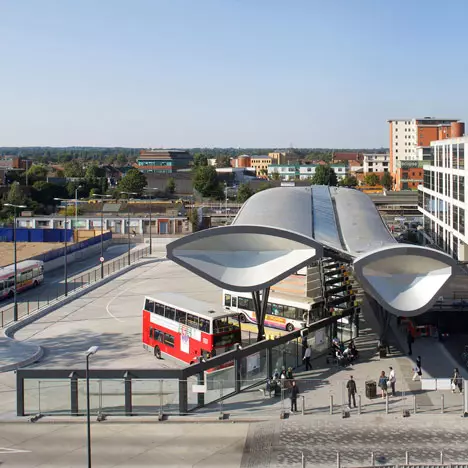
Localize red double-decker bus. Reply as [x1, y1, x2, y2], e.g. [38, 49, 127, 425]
[142, 292, 241, 365]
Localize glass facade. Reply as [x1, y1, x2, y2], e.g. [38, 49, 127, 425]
[419, 139, 468, 260]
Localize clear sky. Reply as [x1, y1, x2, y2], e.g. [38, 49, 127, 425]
[1, 0, 468, 148]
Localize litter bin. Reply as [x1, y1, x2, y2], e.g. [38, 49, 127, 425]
[365, 380, 377, 399]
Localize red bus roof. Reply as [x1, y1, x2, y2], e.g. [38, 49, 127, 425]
[144, 292, 232, 320]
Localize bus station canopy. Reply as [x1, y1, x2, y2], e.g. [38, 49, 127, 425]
[167, 186, 457, 317]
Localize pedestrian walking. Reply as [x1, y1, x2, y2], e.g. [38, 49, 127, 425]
[301, 334, 308, 358]
[303, 345, 312, 371]
[451, 368, 462, 393]
[346, 375, 357, 408]
[389, 366, 396, 396]
[412, 357, 422, 381]
[407, 330, 414, 356]
[290, 380, 300, 412]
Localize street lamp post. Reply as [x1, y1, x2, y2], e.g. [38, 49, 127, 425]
[85, 345, 99, 468]
[74, 185, 82, 229]
[92, 194, 111, 278]
[54, 198, 72, 296]
[5, 203, 26, 321]
[144, 188, 157, 255]
[120, 192, 137, 266]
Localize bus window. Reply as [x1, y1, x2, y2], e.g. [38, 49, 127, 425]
[186, 313, 199, 330]
[145, 299, 155, 313]
[154, 302, 165, 315]
[165, 307, 176, 321]
[199, 317, 210, 333]
[239, 297, 254, 311]
[7, 278, 14, 288]
[176, 309, 186, 324]
[149, 327, 154, 339]
[0, 281, 4, 292]
[231, 296, 237, 308]
[284, 306, 297, 319]
[224, 294, 231, 307]
[271, 303, 282, 316]
[164, 333, 175, 347]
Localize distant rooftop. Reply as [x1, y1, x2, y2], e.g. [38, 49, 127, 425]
[387, 117, 461, 122]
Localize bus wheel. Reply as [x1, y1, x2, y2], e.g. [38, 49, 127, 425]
[7, 290, 13, 299]
[239, 313, 247, 323]
[154, 346, 162, 359]
[286, 323, 294, 332]
[33, 280, 39, 287]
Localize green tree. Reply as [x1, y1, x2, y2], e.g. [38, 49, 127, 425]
[118, 168, 147, 196]
[237, 183, 254, 203]
[311, 165, 338, 186]
[26, 164, 48, 183]
[381, 171, 393, 190]
[116, 154, 127, 165]
[271, 171, 280, 181]
[364, 173, 381, 186]
[339, 175, 358, 187]
[256, 182, 273, 192]
[166, 177, 176, 194]
[216, 155, 231, 168]
[6, 183, 27, 206]
[31, 181, 67, 206]
[64, 160, 85, 178]
[193, 153, 208, 167]
[193, 166, 222, 198]
[189, 208, 199, 232]
[85, 164, 105, 181]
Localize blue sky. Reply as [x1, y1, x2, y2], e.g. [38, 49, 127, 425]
[1, 0, 468, 148]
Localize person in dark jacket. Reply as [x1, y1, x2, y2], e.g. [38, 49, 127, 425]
[346, 375, 357, 408]
[290, 381, 300, 412]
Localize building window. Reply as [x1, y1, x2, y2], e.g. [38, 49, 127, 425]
[460, 176, 465, 203]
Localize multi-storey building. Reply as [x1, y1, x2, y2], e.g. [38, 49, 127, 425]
[135, 149, 192, 174]
[387, 118, 464, 173]
[268, 164, 347, 182]
[362, 153, 389, 173]
[250, 156, 272, 178]
[418, 135, 467, 260]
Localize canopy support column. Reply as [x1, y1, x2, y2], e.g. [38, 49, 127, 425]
[252, 287, 270, 342]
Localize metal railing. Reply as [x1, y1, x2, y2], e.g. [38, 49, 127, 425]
[0, 246, 150, 328]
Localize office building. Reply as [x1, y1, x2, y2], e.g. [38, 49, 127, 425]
[268, 163, 346, 182]
[418, 135, 467, 260]
[135, 149, 193, 174]
[387, 118, 464, 174]
[250, 156, 272, 178]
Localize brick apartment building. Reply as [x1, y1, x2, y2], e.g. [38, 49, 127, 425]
[388, 117, 465, 190]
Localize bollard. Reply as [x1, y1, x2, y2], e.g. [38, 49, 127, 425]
[370, 452, 374, 466]
[440, 450, 444, 464]
[405, 451, 409, 464]
[329, 395, 333, 415]
[336, 451, 340, 468]
[302, 451, 306, 468]
[357, 394, 361, 415]
[302, 395, 305, 415]
[385, 394, 389, 414]
[413, 395, 417, 414]
[441, 394, 444, 414]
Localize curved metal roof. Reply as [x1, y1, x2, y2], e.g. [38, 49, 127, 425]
[167, 186, 457, 316]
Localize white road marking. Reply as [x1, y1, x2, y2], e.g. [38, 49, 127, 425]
[0, 447, 31, 454]
[105, 259, 166, 323]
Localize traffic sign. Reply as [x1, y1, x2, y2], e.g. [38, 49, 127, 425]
[100, 257, 105, 263]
